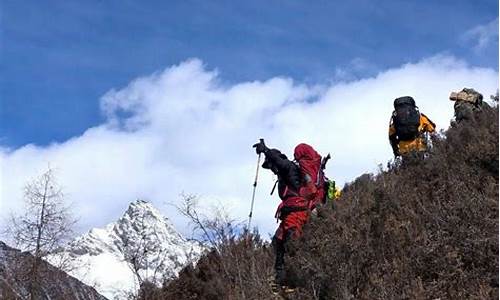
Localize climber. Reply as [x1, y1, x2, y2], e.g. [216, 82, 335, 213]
[253, 139, 325, 291]
[449, 88, 488, 124]
[388, 96, 436, 158]
[327, 179, 342, 201]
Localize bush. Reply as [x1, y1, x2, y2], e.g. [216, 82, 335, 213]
[142, 106, 498, 300]
[138, 232, 274, 300]
[287, 106, 498, 299]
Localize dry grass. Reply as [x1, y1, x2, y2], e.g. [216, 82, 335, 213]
[140, 106, 498, 300]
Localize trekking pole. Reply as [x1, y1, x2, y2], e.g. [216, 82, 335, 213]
[247, 139, 263, 230]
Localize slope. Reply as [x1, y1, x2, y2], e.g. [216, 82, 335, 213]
[140, 105, 498, 300]
[0, 241, 108, 300]
[286, 105, 498, 299]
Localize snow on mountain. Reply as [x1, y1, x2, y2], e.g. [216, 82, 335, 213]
[50, 200, 204, 300]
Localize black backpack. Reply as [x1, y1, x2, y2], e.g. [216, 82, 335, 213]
[392, 96, 420, 141]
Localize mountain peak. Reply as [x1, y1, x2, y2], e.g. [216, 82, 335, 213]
[129, 198, 153, 209]
[118, 199, 182, 244]
[124, 199, 166, 222]
[52, 200, 204, 299]
[126, 199, 160, 215]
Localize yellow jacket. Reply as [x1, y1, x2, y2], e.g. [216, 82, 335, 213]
[389, 113, 435, 155]
[333, 187, 341, 199]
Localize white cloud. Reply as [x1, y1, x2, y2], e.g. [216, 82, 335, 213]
[1, 56, 498, 239]
[462, 18, 499, 52]
[334, 57, 378, 81]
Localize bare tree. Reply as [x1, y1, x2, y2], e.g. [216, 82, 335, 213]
[121, 212, 163, 288]
[176, 193, 241, 253]
[157, 194, 270, 300]
[120, 201, 175, 300]
[7, 167, 76, 300]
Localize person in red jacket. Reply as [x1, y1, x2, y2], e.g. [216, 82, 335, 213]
[253, 140, 322, 289]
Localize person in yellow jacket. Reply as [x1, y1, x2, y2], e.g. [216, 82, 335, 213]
[326, 179, 342, 201]
[388, 96, 436, 157]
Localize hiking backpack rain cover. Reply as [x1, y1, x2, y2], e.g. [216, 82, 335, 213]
[293, 143, 325, 208]
[392, 96, 421, 141]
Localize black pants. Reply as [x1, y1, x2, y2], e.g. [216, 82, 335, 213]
[272, 229, 295, 285]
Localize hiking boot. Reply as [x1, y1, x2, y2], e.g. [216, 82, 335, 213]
[281, 285, 297, 293]
[271, 281, 281, 294]
[271, 283, 296, 296]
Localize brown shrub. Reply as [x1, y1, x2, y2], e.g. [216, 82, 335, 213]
[139, 232, 274, 300]
[141, 106, 498, 300]
[287, 106, 498, 299]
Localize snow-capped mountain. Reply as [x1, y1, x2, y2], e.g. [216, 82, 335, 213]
[50, 200, 204, 300]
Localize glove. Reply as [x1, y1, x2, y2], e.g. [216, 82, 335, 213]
[252, 139, 268, 155]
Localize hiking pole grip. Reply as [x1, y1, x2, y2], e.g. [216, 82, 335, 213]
[254, 138, 264, 185]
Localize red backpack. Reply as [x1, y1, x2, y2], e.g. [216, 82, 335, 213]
[293, 143, 327, 209]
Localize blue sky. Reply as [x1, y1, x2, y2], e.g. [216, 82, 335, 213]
[1, 0, 498, 148]
[1, 1, 499, 237]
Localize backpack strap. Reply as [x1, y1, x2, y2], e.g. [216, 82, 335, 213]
[270, 179, 279, 195]
[316, 168, 324, 187]
[282, 185, 299, 198]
